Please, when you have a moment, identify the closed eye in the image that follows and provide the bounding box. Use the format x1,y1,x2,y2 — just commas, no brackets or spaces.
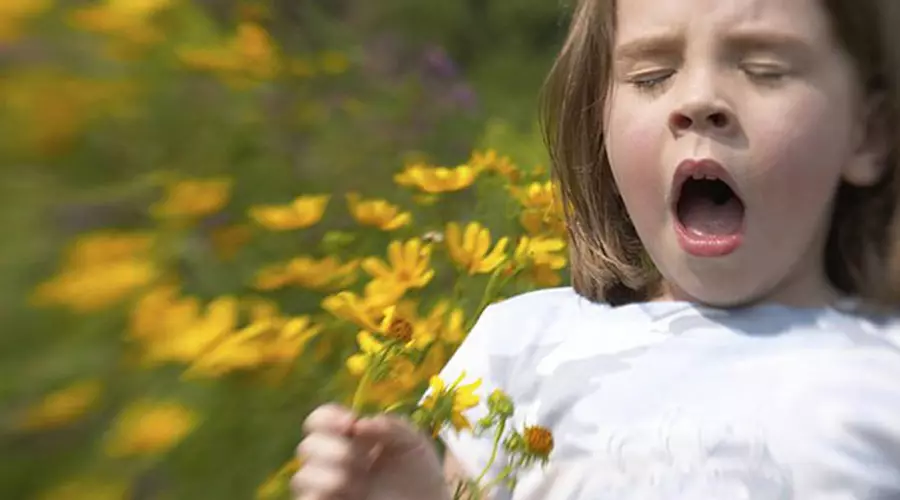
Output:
741,63,789,82
628,69,675,91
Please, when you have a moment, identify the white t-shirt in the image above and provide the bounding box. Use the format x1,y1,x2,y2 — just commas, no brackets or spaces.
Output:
438,287,900,499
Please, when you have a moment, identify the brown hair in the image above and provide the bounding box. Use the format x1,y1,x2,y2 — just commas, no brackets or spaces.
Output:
541,0,900,307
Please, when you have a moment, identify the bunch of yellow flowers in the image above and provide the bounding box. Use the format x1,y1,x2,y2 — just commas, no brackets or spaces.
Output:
29,148,565,498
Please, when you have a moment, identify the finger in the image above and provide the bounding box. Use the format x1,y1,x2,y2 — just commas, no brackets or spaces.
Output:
297,433,372,471
303,404,355,436
353,415,425,451
290,463,366,500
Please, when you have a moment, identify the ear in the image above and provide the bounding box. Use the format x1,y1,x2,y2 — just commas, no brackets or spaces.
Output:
843,93,891,187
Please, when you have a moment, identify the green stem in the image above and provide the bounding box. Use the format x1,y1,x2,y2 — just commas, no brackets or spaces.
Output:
479,468,512,497
466,264,514,332
474,418,506,486
350,366,373,414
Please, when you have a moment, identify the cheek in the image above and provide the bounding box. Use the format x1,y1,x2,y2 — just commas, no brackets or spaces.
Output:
746,93,852,217
605,97,668,224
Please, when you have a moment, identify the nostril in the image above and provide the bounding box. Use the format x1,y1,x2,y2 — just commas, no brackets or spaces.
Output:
671,114,693,130
708,112,728,128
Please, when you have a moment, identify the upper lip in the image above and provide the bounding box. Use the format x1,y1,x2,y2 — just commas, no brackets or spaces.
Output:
670,158,743,211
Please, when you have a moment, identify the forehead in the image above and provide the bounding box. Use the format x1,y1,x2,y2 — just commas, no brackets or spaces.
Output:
615,0,833,43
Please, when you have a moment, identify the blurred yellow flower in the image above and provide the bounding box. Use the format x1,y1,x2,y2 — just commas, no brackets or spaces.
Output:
394,163,479,193
142,296,238,363
361,238,434,291
177,22,279,82
104,400,198,457
18,380,103,430
249,195,329,231
63,231,155,267
0,0,51,42
322,279,405,332
420,373,481,433
69,0,173,45
346,330,387,376
187,315,322,377
362,356,420,408
514,236,568,287
445,222,509,275
38,476,128,500
346,192,411,231
130,285,200,342
32,258,157,313
255,255,359,291
469,149,520,183
152,177,232,219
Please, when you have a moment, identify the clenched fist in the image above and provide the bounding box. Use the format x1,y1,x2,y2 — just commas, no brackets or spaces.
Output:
292,404,451,500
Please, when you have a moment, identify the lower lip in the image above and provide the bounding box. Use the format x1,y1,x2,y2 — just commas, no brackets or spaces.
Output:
674,221,743,257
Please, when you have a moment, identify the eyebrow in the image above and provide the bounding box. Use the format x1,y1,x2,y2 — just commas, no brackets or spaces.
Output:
613,29,814,63
613,32,683,63
721,30,815,57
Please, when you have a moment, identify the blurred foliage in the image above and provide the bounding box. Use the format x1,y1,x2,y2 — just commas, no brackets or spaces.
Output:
0,0,569,498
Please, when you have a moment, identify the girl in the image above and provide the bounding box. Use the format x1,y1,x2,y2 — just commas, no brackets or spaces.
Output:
293,0,900,497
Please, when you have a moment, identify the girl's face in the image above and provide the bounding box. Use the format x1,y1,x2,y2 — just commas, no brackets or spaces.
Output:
605,0,883,306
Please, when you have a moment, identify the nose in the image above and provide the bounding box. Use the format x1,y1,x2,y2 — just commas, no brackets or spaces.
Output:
667,75,737,137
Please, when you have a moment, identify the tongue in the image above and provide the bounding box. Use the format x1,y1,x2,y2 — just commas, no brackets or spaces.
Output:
679,196,743,236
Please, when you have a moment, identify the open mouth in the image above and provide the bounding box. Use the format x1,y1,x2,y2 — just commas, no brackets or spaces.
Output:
676,177,744,236
672,160,745,257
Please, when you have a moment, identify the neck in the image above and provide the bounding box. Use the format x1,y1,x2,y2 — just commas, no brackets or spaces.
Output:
656,269,842,309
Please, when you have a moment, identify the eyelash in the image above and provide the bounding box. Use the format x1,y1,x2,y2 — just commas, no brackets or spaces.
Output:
629,70,675,91
627,65,788,92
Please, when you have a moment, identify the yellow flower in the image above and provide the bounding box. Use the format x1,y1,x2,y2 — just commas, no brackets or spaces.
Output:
321,280,404,331
32,258,157,313
469,149,519,183
394,163,478,193
31,230,158,312
68,0,172,45
345,330,387,376
445,222,509,275
249,195,329,230
104,400,198,457
129,285,200,342
523,425,554,458
254,256,358,291
63,231,155,268
512,181,566,236
513,236,568,287
142,296,238,363
361,238,434,290
187,315,322,377
176,22,279,83
152,177,232,219
0,0,51,42
38,476,128,500
420,373,482,433
346,192,411,231
363,357,420,409
18,380,102,430
373,304,435,350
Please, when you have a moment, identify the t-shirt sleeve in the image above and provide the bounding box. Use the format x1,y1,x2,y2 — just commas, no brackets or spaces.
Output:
434,302,513,491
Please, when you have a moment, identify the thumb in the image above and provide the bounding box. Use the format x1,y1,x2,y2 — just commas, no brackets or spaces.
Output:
352,414,427,452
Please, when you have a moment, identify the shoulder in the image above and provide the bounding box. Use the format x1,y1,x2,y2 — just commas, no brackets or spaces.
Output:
474,287,610,346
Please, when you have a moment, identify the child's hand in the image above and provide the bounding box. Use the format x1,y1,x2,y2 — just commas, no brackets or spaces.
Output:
293,404,450,500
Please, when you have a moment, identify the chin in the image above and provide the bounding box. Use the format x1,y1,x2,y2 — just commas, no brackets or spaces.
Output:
662,259,775,308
